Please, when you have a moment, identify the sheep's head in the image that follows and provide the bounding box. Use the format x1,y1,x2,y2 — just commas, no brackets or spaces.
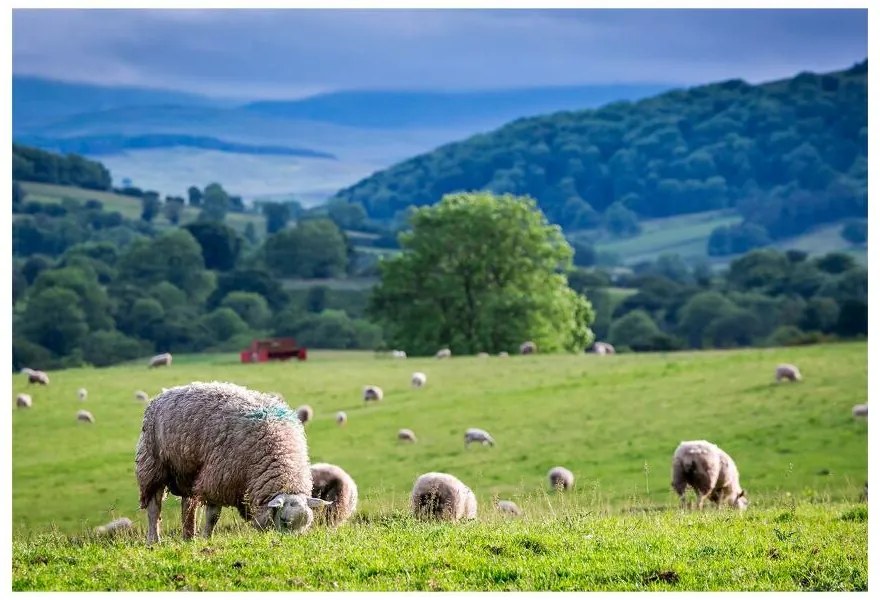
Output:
255,494,332,533
733,489,749,511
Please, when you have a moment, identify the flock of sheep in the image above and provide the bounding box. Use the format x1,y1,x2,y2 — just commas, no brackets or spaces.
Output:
13,345,867,543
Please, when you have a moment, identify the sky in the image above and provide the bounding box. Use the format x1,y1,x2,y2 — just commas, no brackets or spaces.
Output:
12,7,868,100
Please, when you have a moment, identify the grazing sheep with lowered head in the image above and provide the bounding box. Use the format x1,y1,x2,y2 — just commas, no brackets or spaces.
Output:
95,517,133,536
135,390,150,402
495,498,523,517
411,472,477,522
671,440,748,510
775,363,801,383
135,381,330,544
852,404,868,417
411,372,427,388
548,466,574,491
296,405,314,425
148,353,173,369
398,428,417,443
363,385,383,403
336,411,347,426
592,341,616,355
16,394,32,409
520,341,537,355
25,369,50,385
436,348,452,359
464,427,495,447
78,388,88,402
310,463,358,527
77,410,95,424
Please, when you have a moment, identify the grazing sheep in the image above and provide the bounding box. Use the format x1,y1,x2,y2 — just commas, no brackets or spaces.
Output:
391,350,407,359
592,341,616,355
296,405,314,425
464,427,495,448
520,341,537,355
26,369,50,385
310,463,358,527
671,440,748,511
78,388,88,402
363,385,383,403
135,381,330,544
336,411,347,426
495,498,523,517
411,372,427,388
852,404,868,417
95,517,133,536
498,352,509,358
548,466,574,491
16,394,32,409
77,410,95,424
411,472,477,522
436,348,452,359
398,428,417,443
135,390,150,402
148,353,173,369
477,352,489,358
775,363,802,383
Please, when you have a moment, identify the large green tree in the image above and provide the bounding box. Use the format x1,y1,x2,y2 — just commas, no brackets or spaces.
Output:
368,192,595,355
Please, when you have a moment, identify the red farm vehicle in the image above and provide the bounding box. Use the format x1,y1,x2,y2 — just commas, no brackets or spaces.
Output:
240,338,308,363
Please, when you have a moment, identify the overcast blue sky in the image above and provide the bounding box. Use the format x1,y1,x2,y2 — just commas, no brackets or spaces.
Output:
12,8,867,100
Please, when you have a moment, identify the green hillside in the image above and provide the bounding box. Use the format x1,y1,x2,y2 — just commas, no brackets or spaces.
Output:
11,343,867,590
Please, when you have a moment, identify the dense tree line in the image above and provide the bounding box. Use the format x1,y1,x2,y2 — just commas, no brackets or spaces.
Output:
13,143,112,190
329,61,867,254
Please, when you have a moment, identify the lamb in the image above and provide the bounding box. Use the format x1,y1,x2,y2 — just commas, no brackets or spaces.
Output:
78,388,88,402
410,472,477,522
95,517,133,536
464,427,495,448
310,463,358,527
148,353,173,369
336,411,347,426
16,394,32,409
363,385,383,403
436,348,452,359
135,390,150,402
775,363,802,383
671,440,748,510
134,381,330,544
520,341,537,355
411,372,427,388
494,497,523,517
77,410,95,424
592,341,616,355
548,466,574,491
852,404,868,417
25,369,49,385
296,405,314,425
398,428,417,443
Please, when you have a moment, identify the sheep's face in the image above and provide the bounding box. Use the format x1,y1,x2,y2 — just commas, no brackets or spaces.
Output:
260,494,332,533
733,490,749,511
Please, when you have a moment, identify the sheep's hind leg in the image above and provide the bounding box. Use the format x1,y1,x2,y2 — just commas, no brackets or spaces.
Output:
146,489,165,545
203,504,222,538
181,496,198,540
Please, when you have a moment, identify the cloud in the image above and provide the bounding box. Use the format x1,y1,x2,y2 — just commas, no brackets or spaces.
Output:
12,8,867,99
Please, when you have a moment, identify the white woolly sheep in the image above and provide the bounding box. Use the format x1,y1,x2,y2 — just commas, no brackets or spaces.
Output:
296,405,314,425
16,394,32,409
363,385,383,403
77,410,95,424
411,472,477,522
498,352,509,358
548,466,574,491
464,427,495,448
336,411,347,426
391,350,407,359
852,404,868,417
775,363,802,383
26,369,50,385
477,352,489,358
592,341,616,355
398,428,418,443
436,348,452,359
135,381,331,544
520,341,537,355
310,463,358,527
148,353,173,369
671,440,748,511
495,498,523,517
95,517,133,536
78,388,88,402
411,372,427,388
135,390,150,402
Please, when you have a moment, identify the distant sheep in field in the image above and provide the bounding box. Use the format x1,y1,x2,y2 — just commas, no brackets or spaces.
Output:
411,472,477,522
498,352,509,358
436,348,452,359
16,394,32,409
592,341,616,355
852,404,868,418
296,405,314,425
411,372,427,388
336,411,347,426
398,428,417,443
77,409,95,424
310,463,358,527
135,390,150,402
775,363,801,383
494,497,523,517
95,517,133,536
477,352,489,358
148,353,173,369
391,350,407,359
363,385,383,403
24,369,50,385
464,427,495,448
548,466,574,491
671,440,748,511
520,341,537,355
78,388,88,402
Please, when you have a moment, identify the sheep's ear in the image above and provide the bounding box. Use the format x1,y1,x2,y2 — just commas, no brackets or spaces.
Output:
267,494,285,508
307,497,332,508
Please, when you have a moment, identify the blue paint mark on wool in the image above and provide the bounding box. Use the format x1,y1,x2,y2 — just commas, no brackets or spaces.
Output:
244,404,298,423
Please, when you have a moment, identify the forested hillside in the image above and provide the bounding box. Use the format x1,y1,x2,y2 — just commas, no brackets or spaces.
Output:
330,61,867,254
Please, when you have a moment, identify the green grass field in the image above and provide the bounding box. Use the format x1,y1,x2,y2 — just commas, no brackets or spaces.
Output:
11,343,868,590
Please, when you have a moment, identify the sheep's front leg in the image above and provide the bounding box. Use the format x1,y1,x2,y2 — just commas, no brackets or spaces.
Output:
181,496,198,540
146,490,165,545
203,504,222,538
